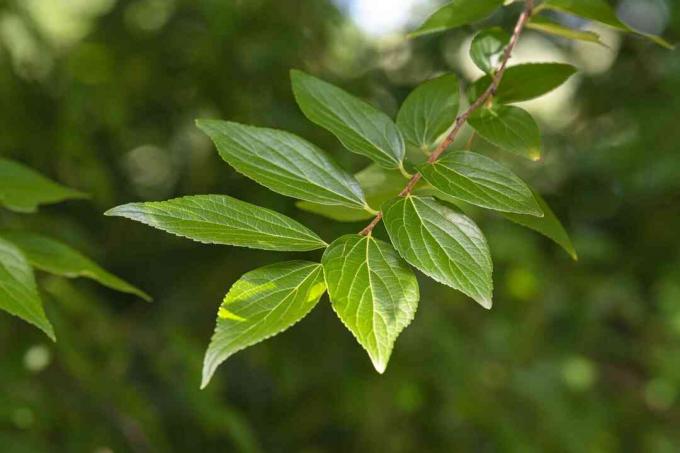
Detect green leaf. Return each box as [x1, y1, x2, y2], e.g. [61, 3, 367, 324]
[527, 16, 606, 46]
[0, 158, 87, 213]
[469, 63, 577, 104]
[322, 235, 418, 373]
[419, 151, 543, 216]
[290, 70, 406, 171]
[470, 27, 511, 74]
[0, 237, 54, 340]
[297, 164, 407, 222]
[501, 190, 578, 260]
[383, 196, 493, 308]
[202, 261, 326, 388]
[0, 231, 150, 301]
[196, 120, 367, 209]
[396, 74, 460, 150]
[543, 0, 673, 49]
[410, 0, 504, 38]
[468, 105, 542, 160]
[105, 195, 327, 252]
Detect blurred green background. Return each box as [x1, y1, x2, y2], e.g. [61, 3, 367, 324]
[1, 0, 679, 451]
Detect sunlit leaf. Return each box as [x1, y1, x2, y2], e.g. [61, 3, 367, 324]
[291, 70, 405, 170]
[0, 158, 87, 213]
[383, 196, 493, 308]
[196, 120, 367, 209]
[410, 0, 504, 38]
[419, 151, 543, 216]
[106, 195, 328, 252]
[396, 74, 460, 150]
[468, 63, 577, 104]
[0, 231, 151, 301]
[202, 261, 326, 388]
[0, 237, 54, 340]
[322, 235, 418, 373]
[468, 105, 542, 160]
[470, 27, 511, 74]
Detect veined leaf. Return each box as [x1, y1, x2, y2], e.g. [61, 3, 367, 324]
[0, 238, 54, 340]
[291, 70, 405, 171]
[470, 27, 511, 74]
[501, 190, 578, 260]
[419, 151, 543, 216]
[0, 158, 87, 213]
[105, 195, 327, 252]
[543, 0, 673, 49]
[202, 261, 326, 388]
[396, 74, 460, 150]
[410, 0, 504, 38]
[196, 120, 367, 209]
[322, 235, 418, 373]
[527, 17, 605, 46]
[468, 105, 542, 160]
[297, 164, 407, 222]
[468, 63, 577, 104]
[0, 231, 150, 301]
[383, 196, 493, 308]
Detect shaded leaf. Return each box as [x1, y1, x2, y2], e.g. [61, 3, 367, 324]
[410, 0, 504, 38]
[501, 190, 578, 260]
[322, 235, 418, 373]
[0, 158, 87, 213]
[419, 151, 543, 216]
[106, 195, 327, 252]
[470, 27, 511, 74]
[291, 70, 405, 170]
[0, 238, 54, 340]
[297, 164, 407, 222]
[202, 261, 326, 388]
[468, 105, 542, 160]
[468, 63, 577, 104]
[397, 74, 460, 149]
[0, 231, 150, 301]
[383, 196, 493, 308]
[527, 16, 606, 46]
[196, 120, 367, 209]
[543, 0, 673, 49]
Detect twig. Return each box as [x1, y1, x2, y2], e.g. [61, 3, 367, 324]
[359, 0, 534, 237]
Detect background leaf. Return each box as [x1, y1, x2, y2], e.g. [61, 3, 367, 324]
[0, 231, 150, 301]
[202, 261, 326, 388]
[470, 27, 511, 74]
[383, 196, 493, 308]
[419, 151, 543, 216]
[468, 63, 577, 104]
[396, 74, 460, 150]
[291, 70, 406, 170]
[322, 235, 419, 373]
[106, 195, 328, 252]
[196, 120, 367, 209]
[468, 105, 542, 160]
[410, 0, 504, 38]
[0, 237, 54, 340]
[0, 158, 87, 213]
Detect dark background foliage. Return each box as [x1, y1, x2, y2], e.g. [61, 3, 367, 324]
[1, 0, 679, 451]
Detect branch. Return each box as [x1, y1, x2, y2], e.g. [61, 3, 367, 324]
[359, 0, 534, 237]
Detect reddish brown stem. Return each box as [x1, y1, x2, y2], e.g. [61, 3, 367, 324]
[359, 0, 534, 236]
